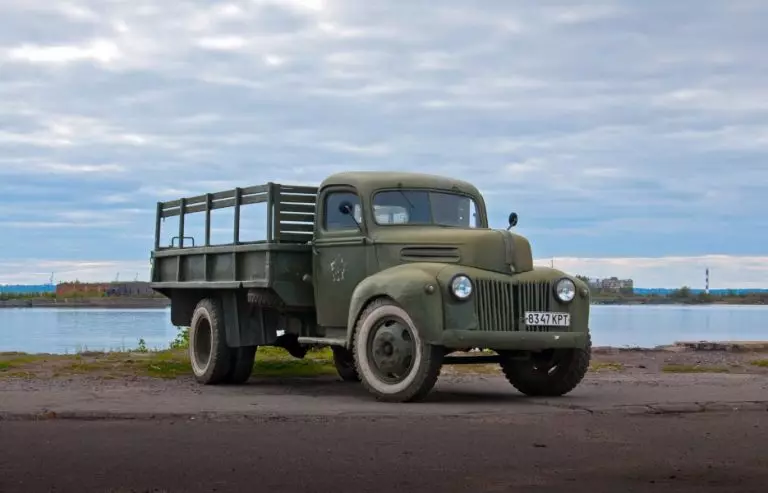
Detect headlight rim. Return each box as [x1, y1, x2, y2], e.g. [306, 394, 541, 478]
[553, 277, 576, 304]
[449, 273, 473, 301]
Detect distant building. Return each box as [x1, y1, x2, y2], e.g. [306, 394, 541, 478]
[56, 282, 111, 297]
[600, 277, 634, 292]
[55, 281, 157, 297]
[105, 281, 155, 297]
[586, 278, 602, 290]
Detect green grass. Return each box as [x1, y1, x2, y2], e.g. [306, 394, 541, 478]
[0, 344, 339, 380]
[146, 359, 191, 378]
[252, 346, 336, 377]
[662, 364, 731, 374]
[750, 359, 768, 368]
[0, 354, 62, 372]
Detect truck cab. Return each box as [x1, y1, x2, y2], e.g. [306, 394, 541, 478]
[150, 171, 592, 402]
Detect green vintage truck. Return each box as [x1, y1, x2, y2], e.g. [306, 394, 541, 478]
[149, 171, 592, 402]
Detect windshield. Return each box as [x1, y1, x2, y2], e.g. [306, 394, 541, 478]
[372, 189, 481, 228]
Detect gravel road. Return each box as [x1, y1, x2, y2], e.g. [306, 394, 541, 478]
[1, 412, 766, 493]
[1, 371, 767, 492]
[1, 371, 766, 419]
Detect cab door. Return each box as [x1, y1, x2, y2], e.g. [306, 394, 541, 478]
[312, 186, 374, 329]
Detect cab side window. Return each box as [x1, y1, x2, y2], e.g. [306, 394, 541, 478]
[324, 191, 362, 231]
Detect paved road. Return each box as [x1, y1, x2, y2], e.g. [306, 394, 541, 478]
[1, 412, 766, 493]
[2, 372, 767, 492]
[2, 372, 767, 419]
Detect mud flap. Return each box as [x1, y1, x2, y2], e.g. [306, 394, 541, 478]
[220, 290, 277, 347]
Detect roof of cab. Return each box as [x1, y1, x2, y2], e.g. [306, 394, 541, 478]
[319, 171, 481, 198]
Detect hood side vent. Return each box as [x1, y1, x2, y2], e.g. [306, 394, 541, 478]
[400, 246, 460, 263]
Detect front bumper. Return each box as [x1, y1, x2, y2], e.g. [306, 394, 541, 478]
[439, 330, 589, 350]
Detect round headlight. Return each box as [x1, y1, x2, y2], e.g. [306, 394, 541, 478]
[451, 275, 473, 300]
[554, 278, 576, 303]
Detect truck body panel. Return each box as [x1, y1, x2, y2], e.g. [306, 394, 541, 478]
[149, 171, 593, 401]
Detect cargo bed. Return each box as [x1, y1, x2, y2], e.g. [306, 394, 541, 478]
[149, 183, 318, 307]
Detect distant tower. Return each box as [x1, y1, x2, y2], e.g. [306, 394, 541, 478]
[705, 267, 709, 294]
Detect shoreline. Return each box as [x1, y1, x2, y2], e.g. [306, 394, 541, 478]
[0, 297, 170, 309]
[1, 296, 765, 309]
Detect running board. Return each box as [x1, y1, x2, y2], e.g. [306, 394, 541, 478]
[297, 337, 347, 346]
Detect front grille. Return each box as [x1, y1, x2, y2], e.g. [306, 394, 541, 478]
[473, 279, 566, 332]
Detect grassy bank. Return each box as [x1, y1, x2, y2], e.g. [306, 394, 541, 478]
[3, 338, 768, 382]
[590, 292, 768, 305]
[0, 345, 338, 381]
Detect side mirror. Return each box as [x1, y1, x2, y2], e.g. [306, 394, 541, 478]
[507, 212, 518, 230]
[339, 201, 354, 215]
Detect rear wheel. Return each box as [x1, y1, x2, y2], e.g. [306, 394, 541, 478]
[225, 345, 257, 384]
[189, 298, 232, 385]
[499, 335, 591, 397]
[353, 298, 443, 403]
[332, 346, 360, 382]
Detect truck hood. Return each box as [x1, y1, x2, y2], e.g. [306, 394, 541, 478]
[372, 227, 534, 275]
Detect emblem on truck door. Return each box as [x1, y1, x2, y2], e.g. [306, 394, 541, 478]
[330, 254, 346, 282]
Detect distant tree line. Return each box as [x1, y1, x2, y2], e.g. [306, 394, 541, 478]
[575, 275, 767, 305]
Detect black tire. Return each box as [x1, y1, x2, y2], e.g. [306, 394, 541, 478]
[499, 334, 591, 397]
[225, 345, 257, 384]
[332, 346, 360, 382]
[189, 298, 232, 385]
[353, 298, 443, 403]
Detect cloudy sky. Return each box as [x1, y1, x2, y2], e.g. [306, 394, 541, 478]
[0, 0, 766, 288]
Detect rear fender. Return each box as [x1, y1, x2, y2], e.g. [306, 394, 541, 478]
[346, 263, 445, 348]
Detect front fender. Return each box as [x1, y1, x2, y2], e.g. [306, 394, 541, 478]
[346, 263, 447, 347]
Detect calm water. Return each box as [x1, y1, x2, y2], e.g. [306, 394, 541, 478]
[1, 305, 766, 354]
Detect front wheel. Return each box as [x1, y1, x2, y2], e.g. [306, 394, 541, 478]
[353, 298, 443, 403]
[332, 346, 360, 382]
[499, 335, 591, 397]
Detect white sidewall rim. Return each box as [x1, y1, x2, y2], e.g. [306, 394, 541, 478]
[356, 304, 423, 395]
[189, 307, 210, 377]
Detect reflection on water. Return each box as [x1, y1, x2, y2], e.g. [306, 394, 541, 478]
[1, 304, 766, 354]
[1, 308, 177, 354]
[590, 304, 767, 347]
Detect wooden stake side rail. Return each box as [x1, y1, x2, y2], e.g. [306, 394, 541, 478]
[153, 183, 319, 251]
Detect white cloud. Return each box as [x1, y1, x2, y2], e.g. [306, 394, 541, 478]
[0, 259, 151, 285]
[197, 36, 248, 51]
[546, 4, 626, 25]
[7, 39, 121, 64]
[2, 255, 765, 288]
[0, 0, 765, 288]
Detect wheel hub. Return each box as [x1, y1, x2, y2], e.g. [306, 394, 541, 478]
[369, 318, 415, 382]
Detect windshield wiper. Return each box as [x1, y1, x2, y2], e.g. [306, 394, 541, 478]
[397, 189, 415, 211]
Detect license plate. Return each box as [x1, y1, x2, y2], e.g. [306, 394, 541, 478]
[524, 311, 570, 327]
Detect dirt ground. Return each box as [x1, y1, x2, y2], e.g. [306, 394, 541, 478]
[2, 343, 767, 492]
[1, 343, 766, 420]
